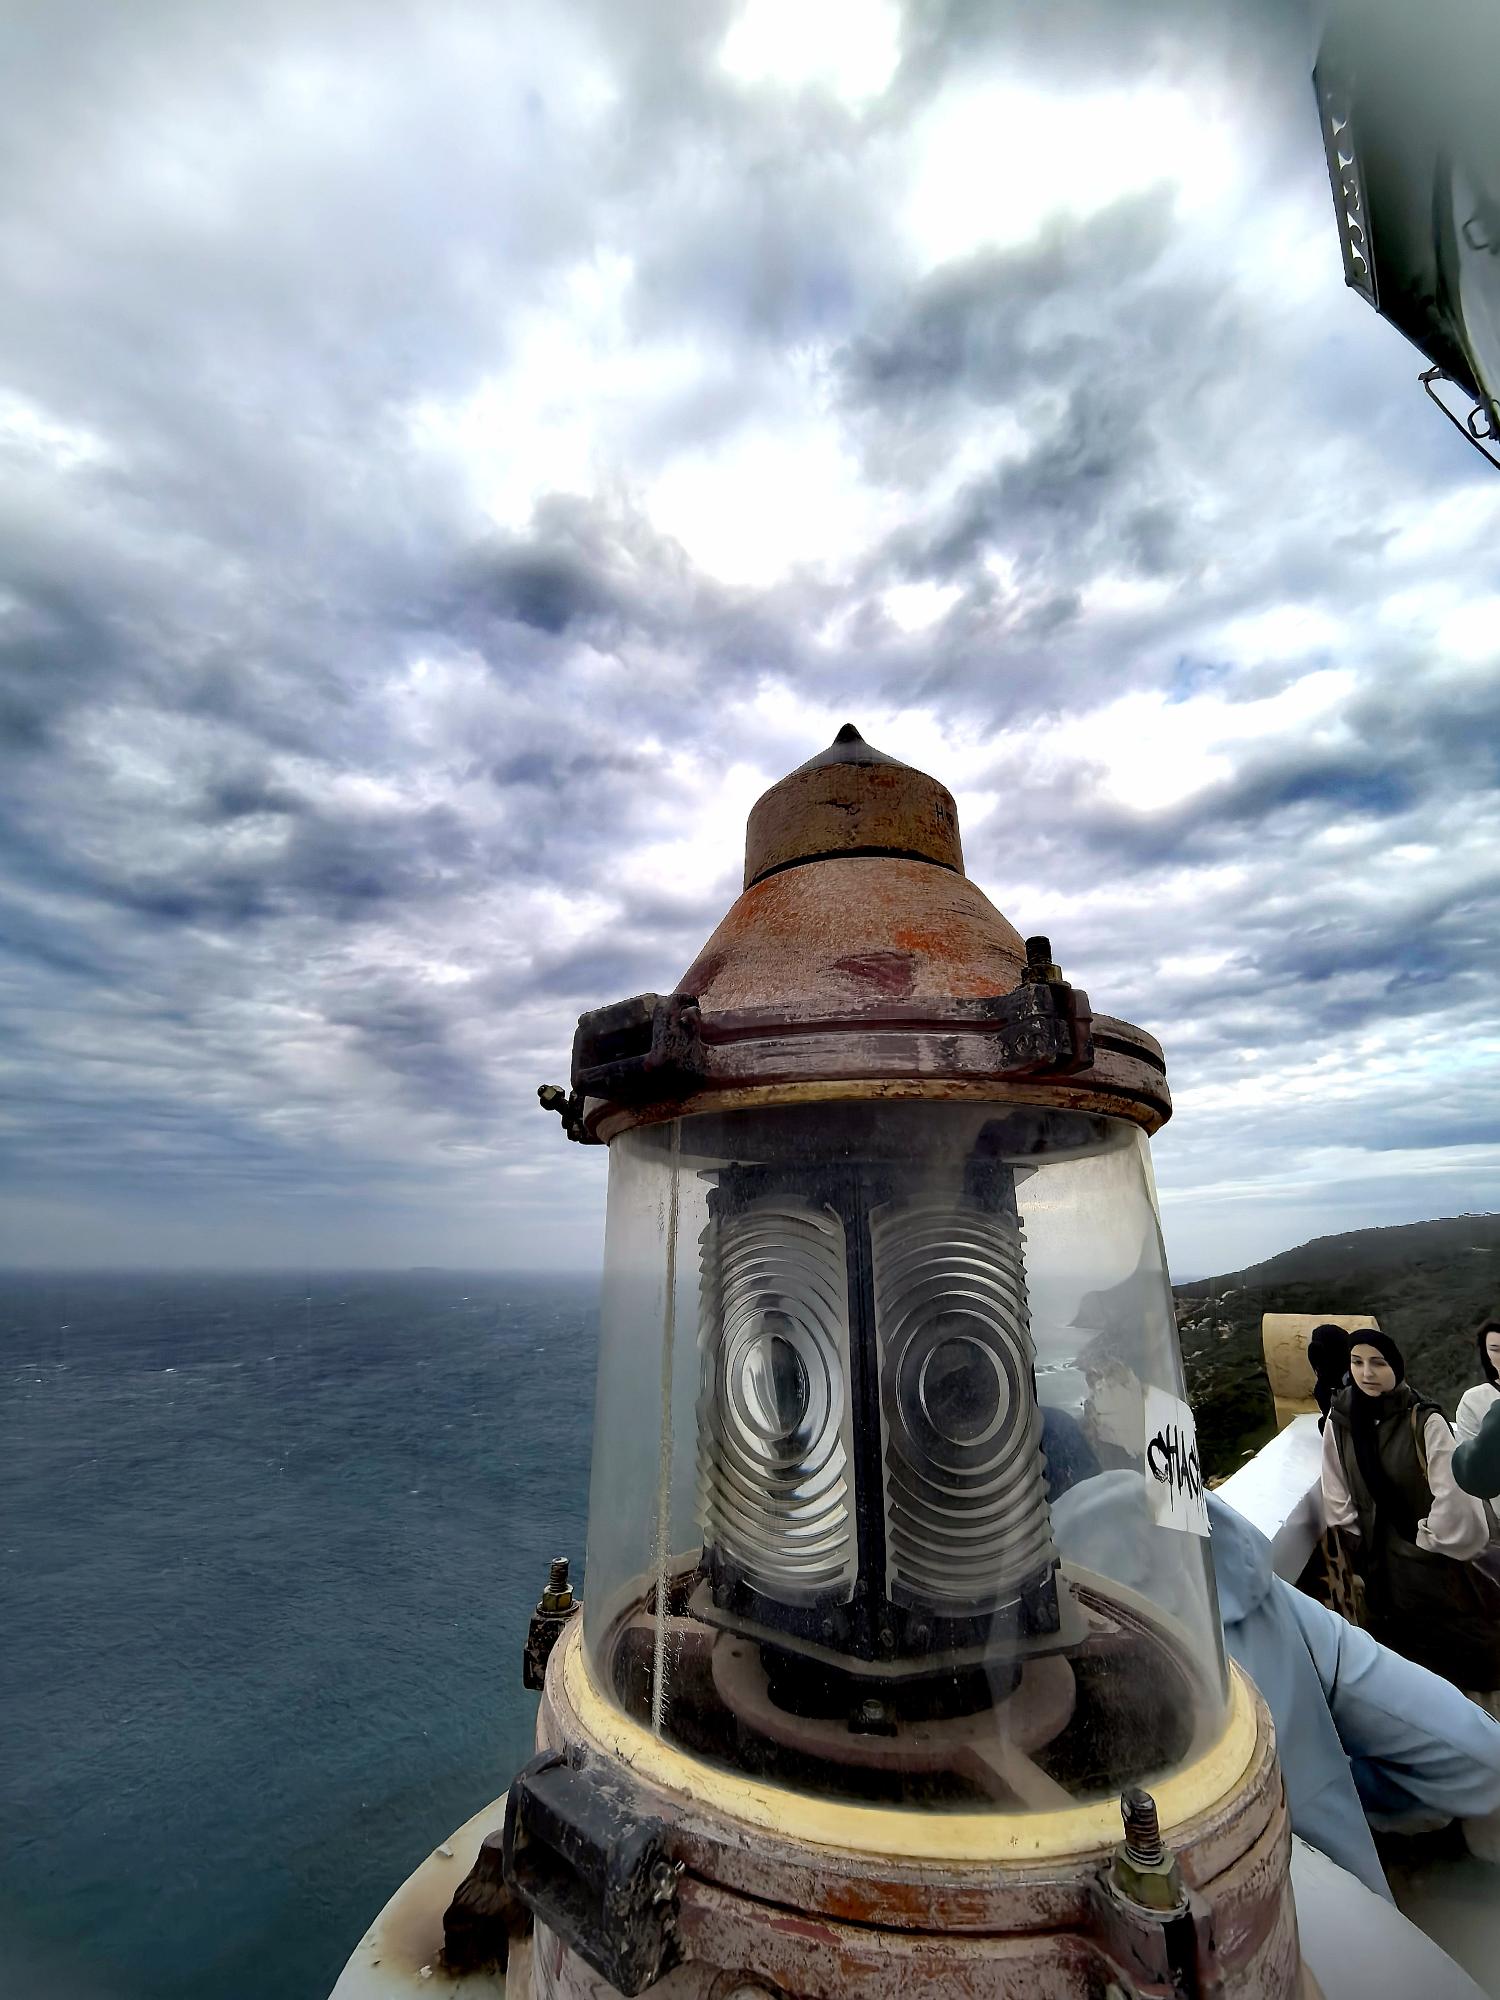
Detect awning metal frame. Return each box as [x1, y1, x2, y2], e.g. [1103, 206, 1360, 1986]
[1419, 365, 1500, 468]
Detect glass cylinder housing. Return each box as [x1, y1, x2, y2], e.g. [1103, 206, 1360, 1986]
[582, 1097, 1227, 1817]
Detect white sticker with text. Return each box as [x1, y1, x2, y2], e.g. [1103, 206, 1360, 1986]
[1143, 1385, 1209, 1538]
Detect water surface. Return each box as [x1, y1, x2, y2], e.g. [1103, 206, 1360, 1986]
[1, 1270, 597, 2000]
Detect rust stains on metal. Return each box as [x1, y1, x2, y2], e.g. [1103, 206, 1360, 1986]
[829, 950, 916, 998]
[675, 858, 1027, 1017]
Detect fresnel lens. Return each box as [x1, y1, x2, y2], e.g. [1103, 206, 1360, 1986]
[508, 727, 1306, 2000]
[695, 1151, 1075, 1675]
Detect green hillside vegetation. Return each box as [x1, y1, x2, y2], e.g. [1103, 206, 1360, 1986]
[1176, 1214, 1500, 1481]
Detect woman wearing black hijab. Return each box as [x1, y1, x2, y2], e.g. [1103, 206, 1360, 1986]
[1306, 1321, 1352, 1431]
[1456, 1312, 1500, 1446]
[1322, 1328, 1500, 1693]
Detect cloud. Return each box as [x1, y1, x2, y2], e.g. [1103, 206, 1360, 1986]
[0, 0, 1496, 1278]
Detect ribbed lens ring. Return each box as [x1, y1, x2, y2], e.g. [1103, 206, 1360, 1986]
[888, 1494, 1057, 1574]
[881, 1292, 1038, 1483]
[888, 1315, 1028, 1473]
[873, 1195, 1057, 1609]
[718, 1239, 840, 1467]
[696, 1194, 857, 1601]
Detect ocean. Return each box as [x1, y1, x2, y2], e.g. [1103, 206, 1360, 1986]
[1, 1270, 598, 2000]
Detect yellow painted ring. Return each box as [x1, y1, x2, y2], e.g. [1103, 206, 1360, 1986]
[558, 1620, 1261, 1864]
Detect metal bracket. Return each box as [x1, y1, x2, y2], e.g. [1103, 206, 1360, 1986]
[1087, 1868, 1216, 2000]
[441, 1828, 530, 1975]
[987, 978, 1094, 1075]
[571, 992, 705, 1103]
[1420, 366, 1500, 469]
[523, 1558, 582, 1691]
[537, 1083, 588, 1142]
[503, 1749, 683, 1996]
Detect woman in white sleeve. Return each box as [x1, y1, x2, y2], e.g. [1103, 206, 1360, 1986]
[1321, 1329, 1500, 1695]
[1455, 1314, 1500, 1445]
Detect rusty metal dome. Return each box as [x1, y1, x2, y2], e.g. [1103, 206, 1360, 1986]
[546, 728, 1171, 1143]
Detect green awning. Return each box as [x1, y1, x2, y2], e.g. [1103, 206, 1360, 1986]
[1316, 0, 1500, 458]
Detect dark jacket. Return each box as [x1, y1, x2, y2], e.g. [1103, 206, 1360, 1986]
[1329, 1384, 1500, 1691]
[1454, 1397, 1500, 1501]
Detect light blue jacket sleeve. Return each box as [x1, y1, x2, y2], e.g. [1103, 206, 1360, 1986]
[1280, 1578, 1500, 1824]
[1063, 1483, 1396, 1897]
[1218, 1570, 1393, 1901]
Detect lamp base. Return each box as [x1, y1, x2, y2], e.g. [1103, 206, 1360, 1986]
[511, 1621, 1305, 2000]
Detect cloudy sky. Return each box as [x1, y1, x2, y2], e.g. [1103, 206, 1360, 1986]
[2, 0, 1497, 1278]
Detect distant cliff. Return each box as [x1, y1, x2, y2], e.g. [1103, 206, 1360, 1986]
[1176, 1214, 1500, 1480]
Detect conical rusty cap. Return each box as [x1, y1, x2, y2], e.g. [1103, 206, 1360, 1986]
[743, 723, 964, 887]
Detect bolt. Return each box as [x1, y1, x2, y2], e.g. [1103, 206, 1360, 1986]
[1120, 1787, 1164, 1868]
[850, 1694, 897, 1735]
[649, 1858, 682, 1905]
[539, 1554, 575, 1616]
[1111, 1786, 1183, 1914]
[1023, 935, 1064, 984]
